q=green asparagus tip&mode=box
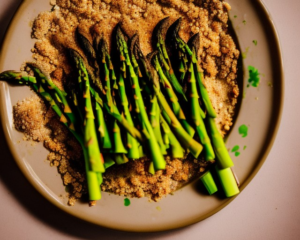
[152,16,170,46]
[187,33,200,54]
[0,70,20,80]
[67,48,84,65]
[76,28,96,59]
[166,17,182,44]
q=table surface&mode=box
[0,0,299,239]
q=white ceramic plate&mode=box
[0,0,283,232]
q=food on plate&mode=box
[0,0,240,206]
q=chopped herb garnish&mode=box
[242,20,246,25]
[248,66,260,87]
[124,198,131,206]
[231,145,240,152]
[238,124,248,138]
[253,40,257,46]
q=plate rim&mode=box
[0,0,284,232]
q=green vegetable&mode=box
[152,17,187,102]
[215,166,239,197]
[115,25,166,171]
[206,117,234,169]
[248,66,260,87]
[200,171,218,195]
[186,61,215,161]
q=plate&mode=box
[0,0,283,232]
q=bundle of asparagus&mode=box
[0,17,239,204]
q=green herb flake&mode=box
[124,198,131,206]
[238,124,248,137]
[235,152,241,157]
[268,81,273,87]
[248,66,260,87]
[243,20,246,25]
[231,145,240,152]
[243,146,247,150]
[253,40,258,46]
[234,15,237,18]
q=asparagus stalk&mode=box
[188,33,217,118]
[186,61,215,161]
[152,17,187,102]
[139,52,203,158]
[96,38,129,157]
[168,20,217,118]
[160,113,184,158]
[151,53,195,137]
[73,54,105,173]
[131,36,184,158]
[214,166,239,197]
[149,96,168,155]
[27,63,78,130]
[110,119,128,155]
[130,34,166,156]
[98,38,141,159]
[68,48,144,142]
[73,53,105,200]
[177,33,233,167]
[76,29,104,93]
[94,100,112,149]
[200,170,218,195]
[0,70,103,201]
[133,42,202,158]
[115,25,166,171]
[206,117,234,168]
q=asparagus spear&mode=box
[72,52,106,200]
[130,34,166,156]
[0,70,103,201]
[115,25,166,171]
[186,61,215,161]
[71,54,105,173]
[188,33,217,118]
[131,35,185,158]
[138,52,203,158]
[149,96,168,155]
[76,29,104,93]
[206,117,234,169]
[94,101,112,149]
[152,17,187,102]
[168,19,217,118]
[200,170,218,195]
[214,166,239,197]
[160,113,184,158]
[27,63,78,130]
[68,48,144,142]
[97,37,141,159]
[151,53,195,137]
[96,38,129,157]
